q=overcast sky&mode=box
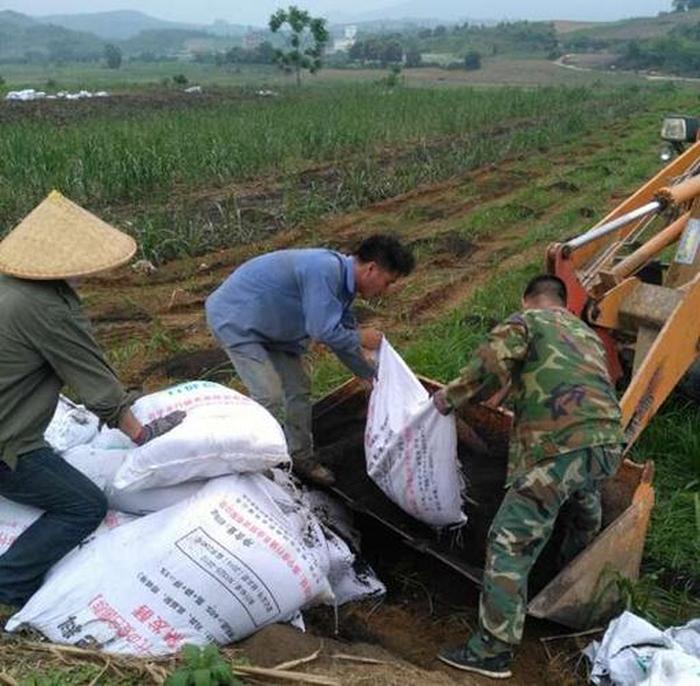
[8,0,674,26]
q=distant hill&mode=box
[552,21,601,34]
[38,10,251,42]
[120,28,214,57]
[409,20,559,60]
[0,9,37,28]
[39,10,200,41]
[331,0,669,23]
[0,10,253,63]
[563,7,700,42]
[0,11,104,63]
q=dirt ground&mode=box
[0,87,258,126]
[84,151,574,391]
[233,538,587,686]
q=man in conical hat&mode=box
[0,191,185,610]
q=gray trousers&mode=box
[226,345,313,463]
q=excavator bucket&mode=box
[313,377,654,630]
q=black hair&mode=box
[354,234,415,276]
[523,274,567,305]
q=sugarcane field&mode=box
[0,3,699,685]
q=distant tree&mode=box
[405,46,423,67]
[433,25,447,37]
[464,50,482,70]
[672,0,700,9]
[254,41,276,64]
[348,40,365,61]
[381,39,403,65]
[172,73,188,85]
[269,5,329,85]
[104,43,122,69]
[626,40,642,61]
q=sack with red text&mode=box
[0,496,135,556]
[0,497,41,556]
[364,340,466,528]
[112,381,290,492]
[7,473,332,655]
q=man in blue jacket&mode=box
[206,235,415,485]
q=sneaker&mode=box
[294,460,336,487]
[437,644,512,679]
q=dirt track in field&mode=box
[85,152,572,391]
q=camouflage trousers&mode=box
[468,444,623,658]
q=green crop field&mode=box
[0,81,678,263]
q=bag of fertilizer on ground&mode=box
[61,445,127,490]
[364,339,466,528]
[0,497,42,556]
[300,487,385,605]
[0,496,135,557]
[108,481,206,516]
[44,397,99,452]
[58,446,200,515]
[111,381,290,492]
[7,473,333,655]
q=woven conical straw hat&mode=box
[0,190,137,280]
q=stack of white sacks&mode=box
[1,381,384,656]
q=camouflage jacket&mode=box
[445,307,623,483]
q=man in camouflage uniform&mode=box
[433,274,623,679]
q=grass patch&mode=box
[632,401,700,580]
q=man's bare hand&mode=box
[360,328,383,350]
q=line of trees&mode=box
[672,0,700,10]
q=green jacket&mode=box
[0,275,134,468]
[445,307,623,483]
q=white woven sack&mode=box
[0,497,41,556]
[60,445,197,515]
[300,487,385,605]
[112,381,290,492]
[91,427,134,450]
[7,473,332,655]
[44,397,99,452]
[61,445,127,490]
[108,481,205,516]
[364,340,466,527]
[0,496,135,556]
